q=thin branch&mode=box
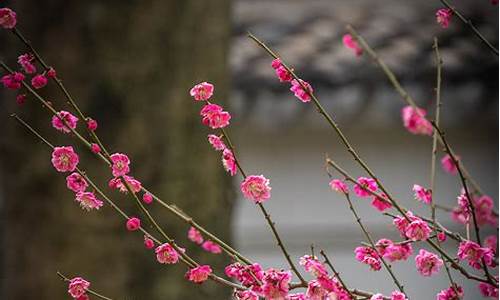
[57,272,113,300]
[319,250,355,299]
[438,0,499,56]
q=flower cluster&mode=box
[451,191,497,227]
[375,239,413,262]
[393,211,431,241]
[457,240,495,270]
[271,58,313,103]
[414,249,443,277]
[354,246,381,271]
[186,226,222,254]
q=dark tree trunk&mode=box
[0,1,234,299]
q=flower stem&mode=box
[319,249,355,299]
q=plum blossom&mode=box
[108,175,142,194]
[484,235,497,254]
[222,148,237,176]
[271,59,292,82]
[474,195,495,226]
[235,290,259,300]
[31,74,48,89]
[225,262,264,288]
[306,280,328,300]
[290,79,313,103]
[126,217,141,231]
[405,219,432,241]
[457,240,494,269]
[186,265,212,284]
[391,291,408,300]
[1,72,24,90]
[68,277,90,299]
[52,110,79,133]
[16,94,26,105]
[329,179,348,194]
[437,285,463,300]
[200,103,231,129]
[66,172,88,193]
[47,67,57,78]
[188,227,204,244]
[441,154,459,175]
[376,239,413,262]
[110,153,130,177]
[86,118,98,131]
[155,243,180,264]
[353,177,378,197]
[202,240,222,254]
[413,184,432,204]
[370,294,385,300]
[90,143,101,154]
[261,269,292,300]
[51,146,79,172]
[0,8,17,29]
[343,34,363,56]
[299,255,328,277]
[208,134,226,151]
[479,281,499,298]
[241,175,272,203]
[437,232,447,242]
[144,235,155,249]
[17,53,36,74]
[371,193,392,212]
[415,249,443,276]
[355,246,381,271]
[142,193,153,204]
[436,8,453,28]
[75,191,103,211]
[190,82,214,101]
[401,105,433,136]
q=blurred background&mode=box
[0,0,498,299]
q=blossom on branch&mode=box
[241,175,272,203]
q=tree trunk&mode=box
[0,1,234,299]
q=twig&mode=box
[319,250,355,299]
[438,0,499,56]
[57,271,113,300]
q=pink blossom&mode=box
[208,134,226,151]
[75,191,103,211]
[391,291,408,300]
[485,235,497,254]
[343,34,363,56]
[393,211,418,237]
[401,105,433,136]
[415,249,443,277]
[370,294,385,300]
[1,72,24,90]
[126,217,141,231]
[188,226,204,244]
[474,195,495,226]
[375,238,393,256]
[353,177,378,197]
[66,172,88,193]
[441,154,459,175]
[155,243,180,264]
[457,240,494,269]
[271,58,282,69]
[144,235,155,249]
[90,143,101,154]
[222,148,237,176]
[225,262,264,288]
[47,67,57,78]
[0,8,17,29]
[186,265,212,284]
[290,79,313,103]
[405,219,432,241]
[261,269,292,300]
[51,146,79,172]
[383,243,413,262]
[437,285,463,300]
[275,66,293,82]
[31,74,47,89]
[299,255,328,277]
[190,82,214,101]
[437,232,447,242]
[68,277,90,299]
[306,280,328,300]
[479,282,499,298]
[52,110,79,133]
[108,175,142,194]
[110,153,130,177]
[329,179,348,194]
[371,193,392,212]
[16,94,26,105]
[436,9,453,29]
[86,118,98,131]
[355,246,381,271]
[235,290,259,300]
[202,240,222,254]
[241,175,272,203]
[200,103,231,129]
[142,193,153,204]
[17,53,36,74]
[413,184,432,204]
